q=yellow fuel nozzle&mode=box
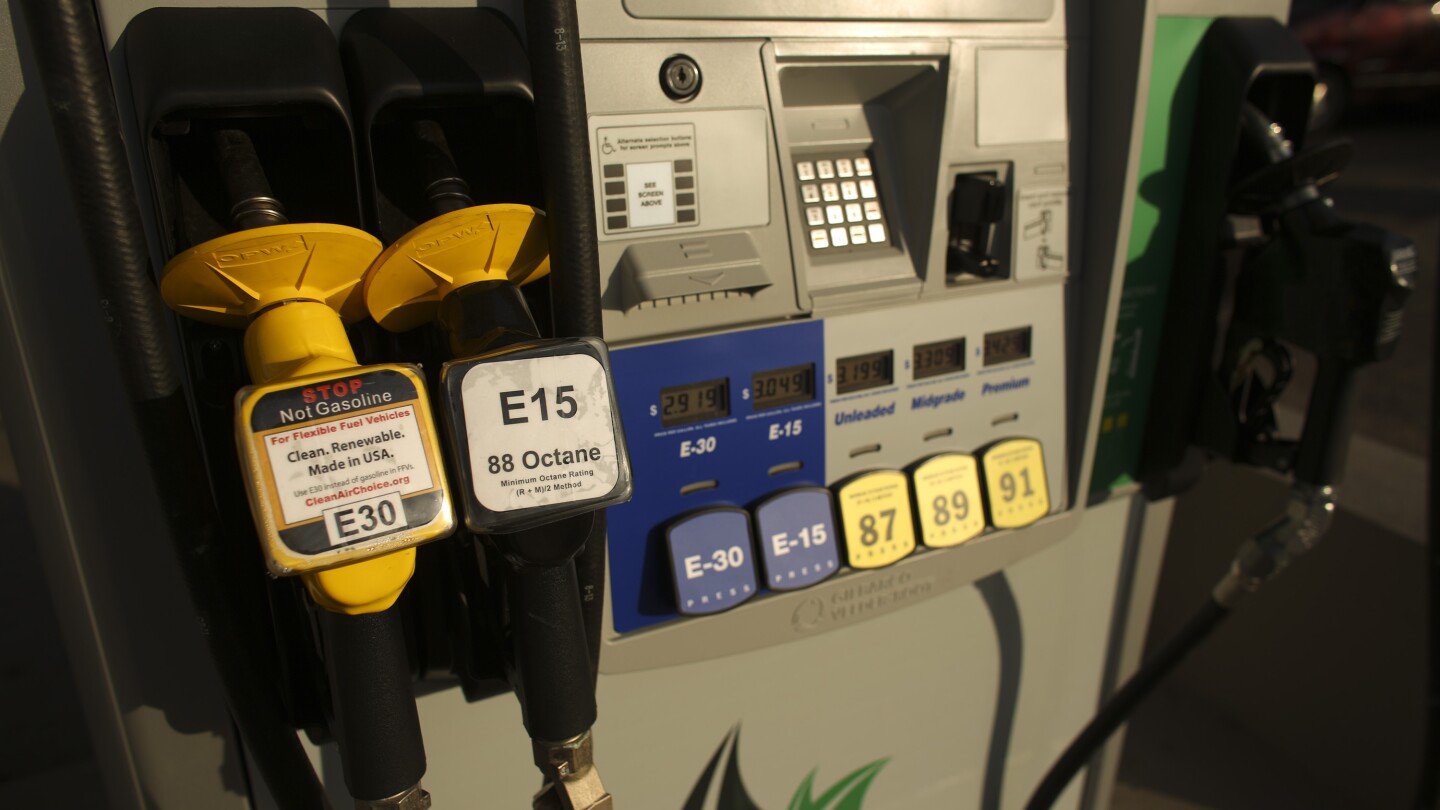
[158,131,454,615]
[364,202,550,335]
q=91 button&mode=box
[754,488,840,591]
[666,507,758,616]
[979,438,1050,529]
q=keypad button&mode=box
[855,157,872,176]
[806,207,826,226]
[796,161,815,181]
[825,205,844,225]
[830,226,849,248]
[841,181,859,201]
[836,159,854,178]
[844,203,863,223]
[801,184,820,203]
[821,183,840,202]
[859,179,877,199]
[849,224,868,245]
[864,200,882,221]
[868,223,886,243]
[817,160,835,179]
[810,229,830,249]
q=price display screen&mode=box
[660,378,730,427]
[752,363,815,410]
[835,350,893,394]
[912,338,966,380]
[983,327,1032,367]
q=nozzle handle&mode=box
[319,606,427,803]
[508,556,598,744]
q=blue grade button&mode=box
[753,487,840,591]
[665,507,759,616]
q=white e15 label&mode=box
[460,353,622,512]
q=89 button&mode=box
[911,453,986,547]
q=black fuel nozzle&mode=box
[362,113,626,808]
[1219,107,1415,486]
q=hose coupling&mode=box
[1213,483,1335,608]
[532,731,613,810]
[355,784,431,810]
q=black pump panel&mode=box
[124,8,363,251]
[341,8,544,242]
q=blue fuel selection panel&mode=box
[609,320,826,632]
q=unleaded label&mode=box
[244,367,447,557]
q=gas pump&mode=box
[8,2,1410,810]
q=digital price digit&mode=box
[835,470,916,568]
[980,438,1050,529]
[911,453,986,547]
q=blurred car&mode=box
[1290,0,1440,129]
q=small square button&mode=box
[603,164,624,178]
[868,223,886,243]
[677,209,697,223]
[810,229,830,249]
[864,200,882,220]
[802,184,820,203]
[859,179,877,199]
[797,161,815,181]
[845,203,863,222]
[855,157,872,176]
[841,181,859,201]
[825,205,844,225]
[821,183,840,202]
[817,160,835,179]
[830,226,849,248]
[837,159,854,178]
[806,207,825,226]
[849,225,868,245]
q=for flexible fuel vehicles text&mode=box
[442,338,633,533]
[238,365,452,574]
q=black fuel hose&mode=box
[1024,598,1231,810]
[1412,223,1440,810]
[15,3,330,808]
[522,0,609,675]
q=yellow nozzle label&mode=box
[911,453,986,548]
[236,364,454,576]
[980,438,1050,529]
[835,470,916,569]
[364,204,551,332]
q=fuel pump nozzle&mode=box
[364,118,629,810]
[1215,105,1415,487]
[160,127,454,810]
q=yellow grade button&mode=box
[835,470,917,569]
[980,438,1050,529]
[911,453,986,548]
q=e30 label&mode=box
[980,438,1049,529]
[666,508,758,615]
[835,470,916,569]
[912,453,986,547]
